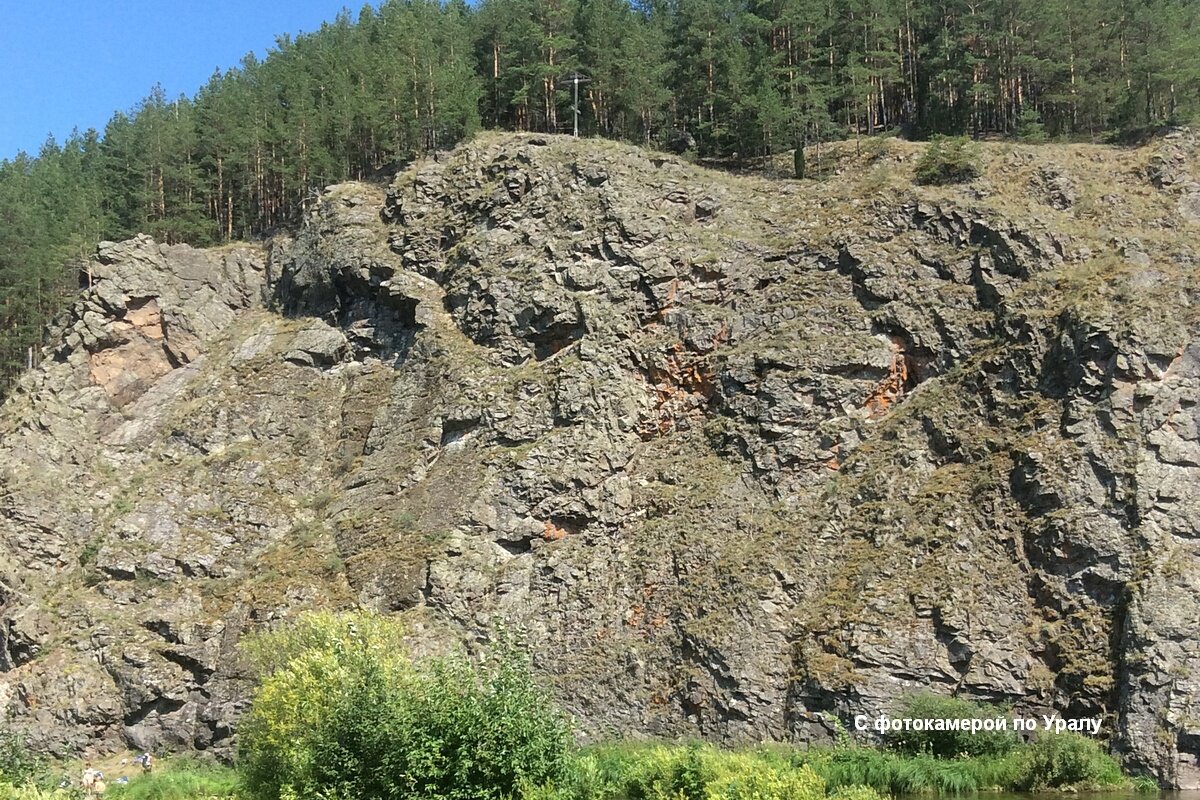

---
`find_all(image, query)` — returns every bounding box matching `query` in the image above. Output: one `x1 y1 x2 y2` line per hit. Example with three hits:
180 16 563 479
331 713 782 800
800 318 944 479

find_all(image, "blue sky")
0 1 372 159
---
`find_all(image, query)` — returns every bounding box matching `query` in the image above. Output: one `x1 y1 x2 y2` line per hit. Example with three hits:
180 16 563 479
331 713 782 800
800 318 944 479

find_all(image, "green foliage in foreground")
0 787 76 800
238 611 571 800
517 743 877 800
815 746 1023 794
806 735 1144 794
527 733 1152 800
1015 732 1128 791
104 760 239 800
884 693 1019 758
0 733 1156 800
0 759 240 800
0 733 44 788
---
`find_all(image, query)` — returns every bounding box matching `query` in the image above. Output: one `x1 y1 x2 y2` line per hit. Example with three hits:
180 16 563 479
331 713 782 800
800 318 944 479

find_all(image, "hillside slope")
0 131 1198 786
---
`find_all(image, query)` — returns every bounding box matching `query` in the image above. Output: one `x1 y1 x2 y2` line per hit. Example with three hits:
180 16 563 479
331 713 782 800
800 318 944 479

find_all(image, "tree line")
2 0 1198 387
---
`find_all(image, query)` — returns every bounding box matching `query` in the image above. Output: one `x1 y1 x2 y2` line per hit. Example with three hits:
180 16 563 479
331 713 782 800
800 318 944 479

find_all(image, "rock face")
0 132 1198 787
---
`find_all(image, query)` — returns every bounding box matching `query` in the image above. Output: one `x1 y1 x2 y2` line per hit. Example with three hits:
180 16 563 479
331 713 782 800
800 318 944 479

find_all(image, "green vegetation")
1015 732 1128 791
232 615 1151 798
1017 109 1049 143
515 736 1147 799
517 743 867 800
238 611 571 800
913 137 982 186
3 0 1200 387
884 694 1019 758
793 695 1145 795
0 623 1157 798
0 786 75 800
808 747 1021 795
0 733 43 787
0 759 240 800
105 760 239 799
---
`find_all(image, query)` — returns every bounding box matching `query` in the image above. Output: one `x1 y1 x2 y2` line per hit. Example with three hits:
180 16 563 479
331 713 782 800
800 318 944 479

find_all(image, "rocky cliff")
0 131 1198 786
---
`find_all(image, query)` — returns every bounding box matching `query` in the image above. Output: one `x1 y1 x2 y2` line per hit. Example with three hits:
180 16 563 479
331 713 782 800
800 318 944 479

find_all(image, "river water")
968 794 1200 800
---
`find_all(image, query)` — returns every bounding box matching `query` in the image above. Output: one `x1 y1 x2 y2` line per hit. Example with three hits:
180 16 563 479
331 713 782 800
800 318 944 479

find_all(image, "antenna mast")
558 72 591 137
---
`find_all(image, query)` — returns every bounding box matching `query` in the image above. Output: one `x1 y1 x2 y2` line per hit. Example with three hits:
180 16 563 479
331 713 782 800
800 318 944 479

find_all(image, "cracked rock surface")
0 132 1198 787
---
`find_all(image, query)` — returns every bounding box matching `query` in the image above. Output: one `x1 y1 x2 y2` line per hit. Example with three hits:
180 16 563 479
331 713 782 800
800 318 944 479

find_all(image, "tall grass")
547 735 1152 799
519 742 882 800
104 761 239 800
816 748 997 795
0 786 76 800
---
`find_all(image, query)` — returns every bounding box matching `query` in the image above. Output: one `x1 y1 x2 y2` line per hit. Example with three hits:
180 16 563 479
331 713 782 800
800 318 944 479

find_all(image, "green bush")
0 732 44 787
532 744 833 800
827 785 889 800
530 753 611 800
237 607 409 680
704 754 823 800
520 736 1148 799
618 744 697 800
884 694 1019 758
913 136 981 185
1015 732 1125 790
239 611 571 800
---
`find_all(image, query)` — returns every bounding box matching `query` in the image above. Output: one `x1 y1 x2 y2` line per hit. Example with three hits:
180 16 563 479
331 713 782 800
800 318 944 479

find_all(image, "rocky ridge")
0 131 1197 786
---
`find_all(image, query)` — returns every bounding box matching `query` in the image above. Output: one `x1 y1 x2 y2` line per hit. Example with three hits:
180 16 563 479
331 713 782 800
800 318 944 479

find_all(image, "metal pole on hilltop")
557 72 590 138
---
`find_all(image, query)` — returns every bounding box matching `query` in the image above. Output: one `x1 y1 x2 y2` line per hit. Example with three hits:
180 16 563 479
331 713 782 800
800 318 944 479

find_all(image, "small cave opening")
497 537 534 556
541 515 590 541
1176 731 1200 787
440 416 480 447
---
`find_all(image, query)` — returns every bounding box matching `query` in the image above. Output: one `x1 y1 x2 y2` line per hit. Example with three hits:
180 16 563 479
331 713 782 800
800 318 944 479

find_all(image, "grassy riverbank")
0 734 1156 800
527 736 1157 800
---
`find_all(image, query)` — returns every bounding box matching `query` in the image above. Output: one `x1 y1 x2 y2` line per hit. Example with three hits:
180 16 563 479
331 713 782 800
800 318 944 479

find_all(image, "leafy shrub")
827 785 889 800
522 735 1146 800
239 611 571 800
884 694 1018 758
913 136 981 185
1015 732 1124 790
237 607 409 679
703 754 823 800
619 745 695 800
77 538 101 567
534 753 611 800
541 744 829 800
519 782 573 800
0 732 44 787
